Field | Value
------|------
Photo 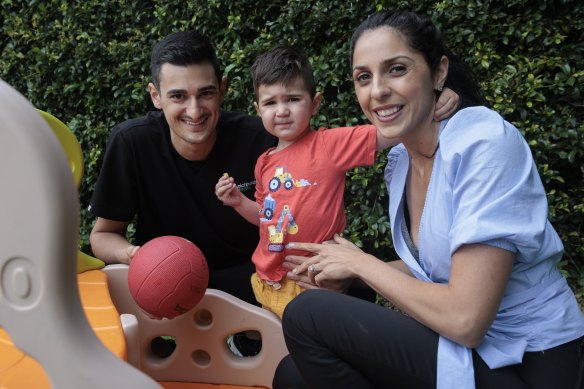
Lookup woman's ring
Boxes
[308,264,317,273]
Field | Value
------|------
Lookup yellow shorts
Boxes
[251,273,304,319]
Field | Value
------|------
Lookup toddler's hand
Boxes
[434,87,459,121]
[215,173,242,207]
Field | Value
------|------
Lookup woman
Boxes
[273,10,584,389]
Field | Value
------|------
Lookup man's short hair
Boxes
[150,30,222,89]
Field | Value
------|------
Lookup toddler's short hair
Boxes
[251,45,316,100]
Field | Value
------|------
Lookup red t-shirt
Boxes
[253,125,376,281]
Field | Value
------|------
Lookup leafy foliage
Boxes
[1,0,582,299]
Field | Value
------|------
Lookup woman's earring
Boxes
[436,85,444,92]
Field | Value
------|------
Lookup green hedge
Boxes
[2,0,583,299]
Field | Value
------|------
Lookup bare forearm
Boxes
[360,261,464,342]
[353,255,469,344]
[89,217,135,265]
[288,237,509,347]
[354,245,513,348]
[386,258,412,275]
[233,197,261,226]
[349,259,410,288]
[90,232,134,264]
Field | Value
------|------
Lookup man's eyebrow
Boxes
[166,88,187,95]
[165,84,218,95]
[199,84,218,92]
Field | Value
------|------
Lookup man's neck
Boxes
[170,131,217,161]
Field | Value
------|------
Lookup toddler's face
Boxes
[254,77,321,151]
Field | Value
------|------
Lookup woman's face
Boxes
[351,26,446,143]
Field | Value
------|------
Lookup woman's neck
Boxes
[403,119,440,181]
[405,119,440,159]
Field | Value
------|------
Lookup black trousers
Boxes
[274,289,584,389]
[208,261,257,305]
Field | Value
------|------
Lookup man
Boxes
[89,30,275,305]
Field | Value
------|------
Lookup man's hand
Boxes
[125,245,140,263]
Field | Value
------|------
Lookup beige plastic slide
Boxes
[105,264,289,388]
[0,78,289,389]
[0,78,161,388]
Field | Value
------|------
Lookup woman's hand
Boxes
[284,234,367,291]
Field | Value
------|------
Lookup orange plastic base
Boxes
[0,270,125,388]
[0,270,268,389]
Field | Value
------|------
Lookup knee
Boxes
[272,355,306,389]
[281,289,330,336]
[282,289,318,322]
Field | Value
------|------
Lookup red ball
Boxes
[128,236,209,319]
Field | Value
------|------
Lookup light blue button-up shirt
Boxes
[385,106,584,388]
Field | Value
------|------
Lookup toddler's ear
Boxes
[311,92,323,115]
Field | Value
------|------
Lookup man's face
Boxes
[149,62,226,160]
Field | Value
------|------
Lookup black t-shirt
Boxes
[89,110,276,271]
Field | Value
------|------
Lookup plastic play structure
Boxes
[0,78,288,389]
